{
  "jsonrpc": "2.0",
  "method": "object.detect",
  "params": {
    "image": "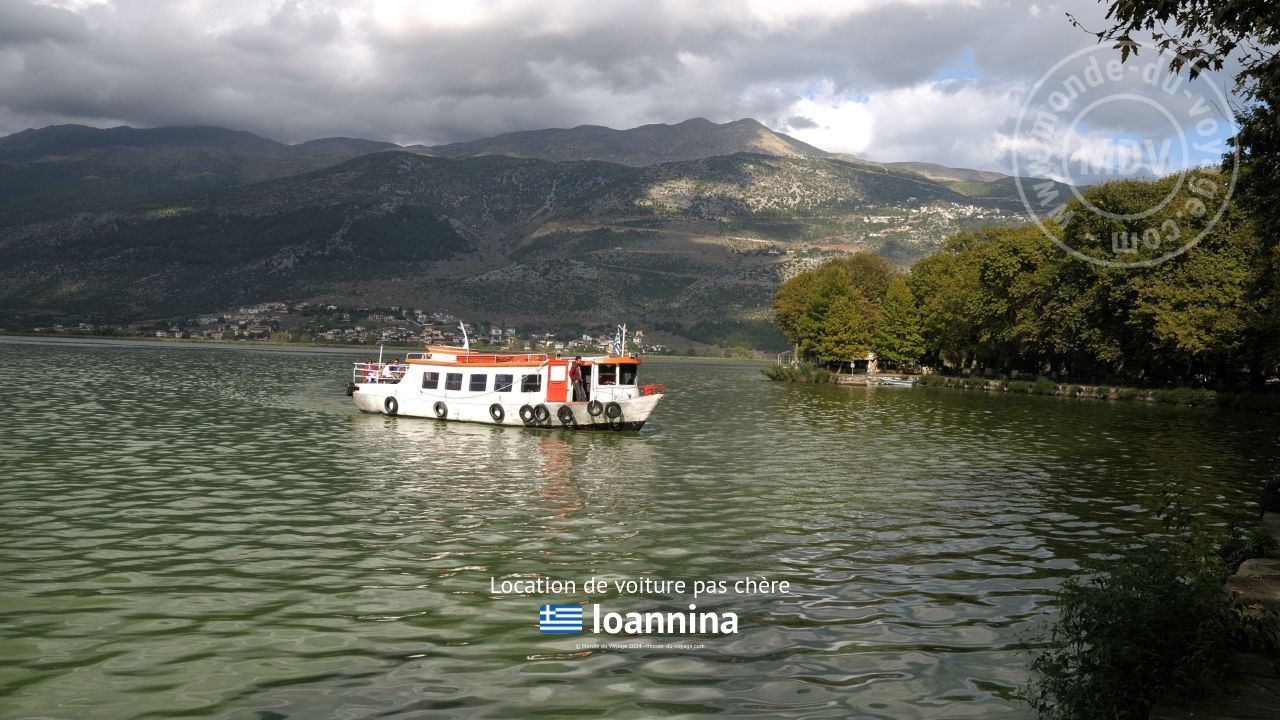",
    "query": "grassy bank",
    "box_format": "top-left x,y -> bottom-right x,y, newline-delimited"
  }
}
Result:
760,363 -> 835,383
1024,495 -> 1280,719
